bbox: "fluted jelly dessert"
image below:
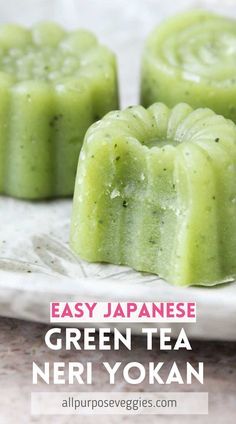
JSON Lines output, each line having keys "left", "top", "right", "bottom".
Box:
{"left": 0, "top": 23, "right": 118, "bottom": 199}
{"left": 70, "top": 103, "right": 236, "bottom": 286}
{"left": 141, "top": 10, "right": 236, "bottom": 123}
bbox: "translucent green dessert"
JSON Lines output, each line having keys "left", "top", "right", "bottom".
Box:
{"left": 141, "top": 10, "right": 236, "bottom": 123}
{"left": 0, "top": 23, "right": 118, "bottom": 199}
{"left": 70, "top": 103, "right": 236, "bottom": 287}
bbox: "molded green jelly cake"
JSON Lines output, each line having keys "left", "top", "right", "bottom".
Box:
{"left": 141, "top": 10, "right": 236, "bottom": 123}
{"left": 0, "top": 23, "right": 118, "bottom": 199}
{"left": 70, "top": 103, "right": 236, "bottom": 287}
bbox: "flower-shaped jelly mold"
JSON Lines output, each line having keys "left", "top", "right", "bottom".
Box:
{"left": 70, "top": 103, "right": 236, "bottom": 287}
{"left": 0, "top": 23, "right": 118, "bottom": 199}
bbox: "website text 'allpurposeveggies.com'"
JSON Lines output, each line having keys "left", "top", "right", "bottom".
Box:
{"left": 31, "top": 392, "right": 208, "bottom": 415}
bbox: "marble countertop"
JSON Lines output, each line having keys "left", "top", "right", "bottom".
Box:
{"left": 0, "top": 317, "right": 236, "bottom": 424}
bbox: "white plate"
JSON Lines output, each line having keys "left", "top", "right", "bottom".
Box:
{"left": 1, "top": 0, "right": 236, "bottom": 340}
{"left": 1, "top": 197, "right": 236, "bottom": 341}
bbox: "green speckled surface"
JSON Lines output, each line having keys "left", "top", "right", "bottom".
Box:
{"left": 0, "top": 23, "right": 118, "bottom": 199}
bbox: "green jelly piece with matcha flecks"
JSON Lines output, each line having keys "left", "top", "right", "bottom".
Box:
{"left": 0, "top": 22, "right": 119, "bottom": 199}
{"left": 70, "top": 102, "right": 236, "bottom": 287}
{"left": 141, "top": 10, "right": 236, "bottom": 124}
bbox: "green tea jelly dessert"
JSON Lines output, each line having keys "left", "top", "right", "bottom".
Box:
{"left": 141, "top": 10, "right": 236, "bottom": 123}
{"left": 70, "top": 103, "right": 236, "bottom": 287}
{"left": 0, "top": 23, "right": 118, "bottom": 199}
